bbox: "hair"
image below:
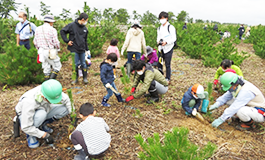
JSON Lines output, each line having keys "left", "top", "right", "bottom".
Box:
{"left": 158, "top": 11, "right": 168, "bottom": 19}
{"left": 107, "top": 53, "right": 117, "bottom": 62}
{"left": 110, "top": 38, "right": 118, "bottom": 46}
{"left": 184, "top": 23, "right": 187, "bottom": 25}
{"left": 133, "top": 60, "right": 146, "bottom": 71}
{"left": 131, "top": 24, "right": 141, "bottom": 29}
{"left": 78, "top": 12, "right": 88, "bottom": 20}
{"left": 79, "top": 102, "right": 94, "bottom": 116}
{"left": 220, "top": 59, "right": 234, "bottom": 69}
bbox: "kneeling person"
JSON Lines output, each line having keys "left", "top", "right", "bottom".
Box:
{"left": 126, "top": 60, "right": 168, "bottom": 103}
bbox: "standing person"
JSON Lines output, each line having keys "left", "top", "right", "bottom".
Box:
{"left": 15, "top": 11, "right": 37, "bottom": 50}
{"left": 60, "top": 13, "right": 89, "bottom": 84}
{"left": 33, "top": 15, "right": 61, "bottom": 80}
{"left": 14, "top": 79, "right": 72, "bottom": 148}
{"left": 157, "top": 11, "right": 177, "bottom": 83}
{"left": 121, "top": 20, "right": 146, "bottom": 77}
{"left": 210, "top": 72, "right": 265, "bottom": 131}
{"left": 70, "top": 103, "right": 111, "bottom": 160}
{"left": 238, "top": 24, "right": 245, "bottom": 40}
{"left": 213, "top": 24, "right": 218, "bottom": 32}
{"left": 182, "top": 23, "right": 187, "bottom": 30}
{"left": 106, "top": 38, "right": 120, "bottom": 77}
{"left": 245, "top": 25, "right": 251, "bottom": 38}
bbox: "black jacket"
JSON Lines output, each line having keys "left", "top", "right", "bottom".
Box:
{"left": 238, "top": 26, "right": 245, "bottom": 35}
{"left": 60, "top": 19, "right": 89, "bottom": 53}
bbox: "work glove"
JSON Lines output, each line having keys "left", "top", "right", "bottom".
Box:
{"left": 131, "top": 87, "right": 136, "bottom": 93}
{"left": 209, "top": 102, "right": 220, "bottom": 111}
{"left": 214, "top": 79, "right": 218, "bottom": 85}
{"left": 121, "top": 50, "right": 124, "bottom": 56}
{"left": 44, "top": 133, "right": 54, "bottom": 144}
{"left": 192, "top": 108, "right": 197, "bottom": 116}
{"left": 105, "top": 83, "right": 111, "bottom": 88}
{"left": 125, "top": 95, "right": 134, "bottom": 102}
{"left": 211, "top": 117, "right": 224, "bottom": 128}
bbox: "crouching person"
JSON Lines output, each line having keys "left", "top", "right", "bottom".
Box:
{"left": 181, "top": 84, "right": 209, "bottom": 116}
{"left": 14, "top": 79, "right": 72, "bottom": 148}
{"left": 125, "top": 60, "right": 168, "bottom": 104}
{"left": 210, "top": 72, "right": 265, "bottom": 130}
{"left": 70, "top": 103, "right": 111, "bottom": 160}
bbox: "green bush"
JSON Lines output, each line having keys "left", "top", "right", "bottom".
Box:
{"left": 247, "top": 25, "right": 265, "bottom": 59}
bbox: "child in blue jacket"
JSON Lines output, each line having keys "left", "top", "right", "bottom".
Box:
{"left": 100, "top": 53, "right": 124, "bottom": 107}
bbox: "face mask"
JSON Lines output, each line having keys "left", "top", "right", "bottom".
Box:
{"left": 160, "top": 19, "right": 167, "bottom": 25}
{"left": 193, "top": 94, "right": 198, "bottom": 99}
{"left": 83, "top": 21, "right": 87, "bottom": 25}
{"left": 229, "top": 86, "right": 238, "bottom": 93}
{"left": 18, "top": 18, "right": 24, "bottom": 22}
{"left": 137, "top": 71, "right": 144, "bottom": 75}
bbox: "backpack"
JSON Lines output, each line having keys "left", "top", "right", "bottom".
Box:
{"left": 158, "top": 24, "right": 177, "bottom": 48}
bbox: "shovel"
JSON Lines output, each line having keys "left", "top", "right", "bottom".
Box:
{"left": 195, "top": 112, "right": 205, "bottom": 123}
{"left": 109, "top": 86, "right": 124, "bottom": 102}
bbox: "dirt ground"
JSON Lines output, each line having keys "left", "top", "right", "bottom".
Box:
{"left": 1, "top": 42, "right": 265, "bottom": 160}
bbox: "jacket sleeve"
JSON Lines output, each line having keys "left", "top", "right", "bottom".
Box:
{"left": 133, "top": 71, "right": 155, "bottom": 98}
{"left": 149, "top": 53, "right": 157, "bottom": 64}
{"left": 155, "top": 69, "right": 168, "bottom": 86}
{"left": 165, "top": 25, "right": 177, "bottom": 45}
{"left": 85, "top": 28, "right": 89, "bottom": 51}
{"left": 132, "top": 74, "right": 141, "bottom": 88}
{"left": 194, "top": 99, "right": 202, "bottom": 111}
{"left": 216, "top": 91, "right": 233, "bottom": 106}
{"left": 122, "top": 30, "right": 131, "bottom": 51}
{"left": 33, "top": 28, "right": 39, "bottom": 48}
{"left": 214, "top": 67, "right": 224, "bottom": 80}
{"left": 60, "top": 24, "right": 71, "bottom": 43}
{"left": 100, "top": 66, "right": 108, "bottom": 84}
{"left": 141, "top": 32, "right": 147, "bottom": 55}
{"left": 157, "top": 28, "right": 160, "bottom": 43}
{"left": 103, "top": 119, "right": 110, "bottom": 132}
{"left": 182, "top": 95, "right": 193, "bottom": 114}
{"left": 60, "top": 92, "right": 72, "bottom": 114}
{"left": 232, "top": 65, "right": 243, "bottom": 78}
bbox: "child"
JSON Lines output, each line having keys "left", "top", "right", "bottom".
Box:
{"left": 100, "top": 53, "right": 124, "bottom": 107}
{"left": 70, "top": 103, "right": 111, "bottom": 160}
{"left": 181, "top": 84, "right": 209, "bottom": 116}
{"left": 140, "top": 46, "right": 158, "bottom": 66}
{"left": 214, "top": 59, "right": 243, "bottom": 85}
{"left": 106, "top": 39, "right": 120, "bottom": 77}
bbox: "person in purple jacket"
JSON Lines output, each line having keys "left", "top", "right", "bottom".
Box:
{"left": 141, "top": 46, "right": 158, "bottom": 66}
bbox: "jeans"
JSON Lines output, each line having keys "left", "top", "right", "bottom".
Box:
{"left": 239, "top": 34, "right": 243, "bottom": 40}
{"left": 164, "top": 48, "right": 174, "bottom": 80}
{"left": 19, "top": 40, "right": 30, "bottom": 50}
{"left": 127, "top": 52, "right": 141, "bottom": 64}
{"left": 74, "top": 52, "right": 87, "bottom": 69}
{"left": 104, "top": 82, "right": 118, "bottom": 99}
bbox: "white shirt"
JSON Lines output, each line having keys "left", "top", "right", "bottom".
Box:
{"left": 157, "top": 22, "right": 177, "bottom": 53}
{"left": 15, "top": 20, "right": 37, "bottom": 40}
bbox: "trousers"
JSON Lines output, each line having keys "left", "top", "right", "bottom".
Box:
{"left": 38, "top": 48, "right": 62, "bottom": 74}
{"left": 237, "top": 106, "right": 265, "bottom": 122}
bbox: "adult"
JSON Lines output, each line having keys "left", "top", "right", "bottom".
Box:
{"left": 60, "top": 13, "right": 89, "bottom": 84}
{"left": 14, "top": 79, "right": 72, "bottom": 148}
{"left": 223, "top": 31, "right": 231, "bottom": 39}
{"left": 15, "top": 11, "right": 37, "bottom": 50}
{"left": 121, "top": 20, "right": 146, "bottom": 77}
{"left": 157, "top": 11, "right": 177, "bottom": 83}
{"left": 33, "top": 15, "right": 61, "bottom": 80}
{"left": 213, "top": 24, "right": 218, "bottom": 32}
{"left": 210, "top": 72, "right": 265, "bottom": 131}
{"left": 245, "top": 25, "right": 251, "bottom": 38}
{"left": 203, "top": 25, "right": 207, "bottom": 30}
{"left": 182, "top": 23, "right": 187, "bottom": 30}
{"left": 125, "top": 60, "right": 168, "bottom": 104}
{"left": 238, "top": 24, "right": 245, "bottom": 40}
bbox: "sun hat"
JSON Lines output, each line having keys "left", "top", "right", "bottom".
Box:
{"left": 43, "top": 15, "right": 56, "bottom": 22}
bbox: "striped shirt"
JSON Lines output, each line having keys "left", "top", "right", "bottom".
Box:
{"left": 75, "top": 116, "right": 111, "bottom": 155}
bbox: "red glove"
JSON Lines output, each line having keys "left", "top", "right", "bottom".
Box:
{"left": 258, "top": 109, "right": 265, "bottom": 116}
{"left": 37, "top": 54, "right": 41, "bottom": 64}
{"left": 131, "top": 87, "right": 136, "bottom": 93}
{"left": 214, "top": 79, "right": 218, "bottom": 85}
{"left": 126, "top": 96, "right": 134, "bottom": 102}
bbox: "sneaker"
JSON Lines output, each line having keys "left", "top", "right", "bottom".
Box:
{"left": 101, "top": 102, "right": 111, "bottom": 107}
{"left": 236, "top": 121, "right": 256, "bottom": 131}
{"left": 26, "top": 135, "right": 39, "bottom": 149}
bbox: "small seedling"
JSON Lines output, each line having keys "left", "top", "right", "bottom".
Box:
{"left": 67, "top": 89, "right": 77, "bottom": 127}
{"left": 71, "top": 53, "right": 76, "bottom": 81}
{"left": 133, "top": 109, "right": 143, "bottom": 118}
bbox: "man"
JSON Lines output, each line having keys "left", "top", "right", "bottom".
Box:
{"left": 203, "top": 25, "right": 207, "bottom": 30}
{"left": 14, "top": 79, "right": 72, "bottom": 148}
{"left": 210, "top": 72, "right": 265, "bottom": 131}
{"left": 182, "top": 23, "right": 187, "bottom": 30}
{"left": 60, "top": 13, "right": 89, "bottom": 84}
{"left": 125, "top": 60, "right": 168, "bottom": 104}
{"left": 15, "top": 11, "right": 37, "bottom": 50}
{"left": 33, "top": 15, "right": 61, "bottom": 80}
{"left": 238, "top": 24, "right": 245, "bottom": 40}
{"left": 213, "top": 24, "right": 218, "bottom": 32}
{"left": 157, "top": 11, "right": 177, "bottom": 83}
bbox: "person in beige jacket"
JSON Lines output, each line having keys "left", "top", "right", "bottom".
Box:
{"left": 121, "top": 20, "right": 146, "bottom": 77}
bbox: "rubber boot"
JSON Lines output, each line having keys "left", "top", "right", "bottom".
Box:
{"left": 146, "top": 90, "right": 159, "bottom": 104}
{"left": 126, "top": 63, "right": 131, "bottom": 78}
{"left": 101, "top": 97, "right": 111, "bottom": 107}
{"left": 72, "top": 67, "right": 79, "bottom": 84}
{"left": 144, "top": 93, "right": 151, "bottom": 97}
{"left": 50, "top": 70, "right": 59, "bottom": 79}
{"left": 74, "top": 149, "right": 89, "bottom": 160}
{"left": 82, "top": 68, "right": 88, "bottom": 84}
{"left": 39, "top": 118, "right": 55, "bottom": 133}
{"left": 236, "top": 119, "right": 256, "bottom": 131}
{"left": 26, "top": 134, "right": 39, "bottom": 149}
{"left": 44, "top": 73, "right": 50, "bottom": 81}
{"left": 115, "top": 94, "right": 125, "bottom": 102}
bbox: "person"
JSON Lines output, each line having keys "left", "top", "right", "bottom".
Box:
{"left": 157, "top": 11, "right": 177, "bottom": 83}
{"left": 14, "top": 79, "right": 72, "bottom": 148}
{"left": 210, "top": 72, "right": 265, "bottom": 131}
{"left": 15, "top": 11, "right": 37, "bottom": 50}
{"left": 203, "top": 25, "right": 208, "bottom": 30}
{"left": 213, "top": 59, "right": 243, "bottom": 86}
{"left": 223, "top": 31, "right": 231, "bottom": 39}
{"left": 33, "top": 15, "right": 61, "bottom": 80}
{"left": 121, "top": 20, "right": 146, "bottom": 77}
{"left": 213, "top": 24, "right": 218, "bottom": 32}
{"left": 218, "top": 30, "right": 224, "bottom": 40}
{"left": 106, "top": 38, "right": 120, "bottom": 77}
{"left": 245, "top": 25, "right": 251, "bottom": 38}
{"left": 125, "top": 60, "right": 168, "bottom": 104}
{"left": 182, "top": 23, "right": 187, "bottom": 30}
{"left": 181, "top": 84, "right": 209, "bottom": 116}
{"left": 238, "top": 24, "right": 245, "bottom": 40}
{"left": 60, "top": 13, "right": 90, "bottom": 84}
{"left": 100, "top": 53, "right": 125, "bottom": 107}
{"left": 140, "top": 46, "right": 158, "bottom": 66}
{"left": 70, "top": 103, "right": 110, "bottom": 160}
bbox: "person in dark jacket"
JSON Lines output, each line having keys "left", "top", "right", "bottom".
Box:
{"left": 182, "top": 23, "right": 187, "bottom": 30}
{"left": 60, "top": 13, "right": 89, "bottom": 84}
{"left": 213, "top": 24, "right": 218, "bottom": 32}
{"left": 100, "top": 53, "right": 124, "bottom": 107}
{"left": 238, "top": 24, "right": 245, "bottom": 40}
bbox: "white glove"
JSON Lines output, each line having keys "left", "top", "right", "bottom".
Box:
{"left": 121, "top": 50, "right": 124, "bottom": 56}
{"left": 192, "top": 108, "right": 197, "bottom": 116}
{"left": 85, "top": 50, "right": 91, "bottom": 56}
{"left": 105, "top": 83, "right": 111, "bottom": 88}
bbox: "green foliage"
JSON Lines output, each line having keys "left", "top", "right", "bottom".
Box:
{"left": 247, "top": 25, "right": 265, "bottom": 59}
{"left": 132, "top": 10, "right": 141, "bottom": 21}
{"left": 60, "top": 52, "right": 71, "bottom": 62}
{"left": 0, "top": 0, "right": 19, "bottom": 18}
{"left": 120, "top": 66, "right": 131, "bottom": 95}
{"left": 177, "top": 10, "right": 189, "bottom": 22}
{"left": 71, "top": 53, "right": 76, "bottom": 80}
{"left": 60, "top": 8, "right": 71, "bottom": 21}
{"left": 0, "top": 18, "right": 16, "bottom": 53}
{"left": 115, "top": 8, "right": 130, "bottom": 24}
{"left": 40, "top": 1, "right": 51, "bottom": 16}
{"left": 142, "top": 26, "right": 157, "bottom": 49}
{"left": 135, "top": 127, "right": 217, "bottom": 160}
{"left": 133, "top": 109, "right": 143, "bottom": 118}
{"left": 86, "top": 25, "right": 106, "bottom": 57}
{"left": 141, "top": 11, "right": 158, "bottom": 25}
{"left": 67, "top": 89, "right": 77, "bottom": 126}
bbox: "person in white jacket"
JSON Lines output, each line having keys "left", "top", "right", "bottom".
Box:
{"left": 14, "top": 79, "right": 72, "bottom": 148}
{"left": 121, "top": 20, "right": 146, "bottom": 77}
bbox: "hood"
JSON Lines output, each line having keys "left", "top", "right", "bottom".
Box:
{"left": 100, "top": 60, "right": 110, "bottom": 68}
{"left": 131, "top": 28, "right": 141, "bottom": 36}
{"left": 145, "top": 63, "right": 154, "bottom": 72}
{"left": 75, "top": 19, "right": 85, "bottom": 28}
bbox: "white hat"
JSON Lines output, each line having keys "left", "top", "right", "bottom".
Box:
{"left": 43, "top": 15, "right": 55, "bottom": 22}
{"left": 131, "top": 20, "right": 142, "bottom": 28}
{"left": 191, "top": 84, "right": 205, "bottom": 99}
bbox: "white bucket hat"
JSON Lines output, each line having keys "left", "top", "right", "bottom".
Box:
{"left": 131, "top": 20, "right": 142, "bottom": 28}
{"left": 44, "top": 15, "right": 56, "bottom": 22}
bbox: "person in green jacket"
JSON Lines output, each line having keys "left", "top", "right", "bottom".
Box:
{"left": 125, "top": 60, "right": 169, "bottom": 104}
{"left": 214, "top": 59, "right": 243, "bottom": 86}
